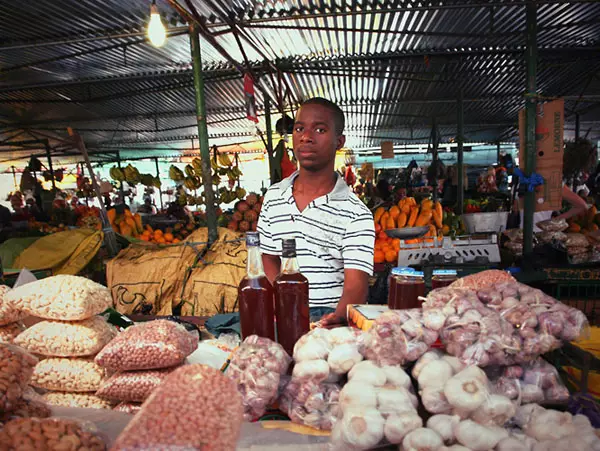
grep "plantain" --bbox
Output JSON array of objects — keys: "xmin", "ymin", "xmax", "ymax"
[
  {"xmin": 185, "ymin": 164, "xmax": 195, "ymax": 177},
  {"xmin": 218, "ymin": 153, "xmax": 232, "ymax": 167},
  {"xmin": 109, "ymin": 166, "xmax": 125, "ymax": 182},
  {"xmin": 210, "ymin": 159, "xmax": 219, "ymax": 171},
  {"xmin": 192, "ymin": 158, "xmax": 203, "ymax": 174},
  {"xmin": 169, "ymin": 165, "xmax": 185, "ymax": 182},
  {"xmin": 212, "ymin": 174, "xmax": 221, "ymax": 185},
  {"xmin": 235, "ymin": 187, "xmax": 247, "ymax": 199}
]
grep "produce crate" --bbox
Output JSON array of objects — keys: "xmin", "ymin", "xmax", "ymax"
[
  {"xmin": 542, "ymin": 281, "xmax": 600, "ymax": 326},
  {"xmin": 546, "ymin": 342, "xmax": 600, "ymax": 397}
]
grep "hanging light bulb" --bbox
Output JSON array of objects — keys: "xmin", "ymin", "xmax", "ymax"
[{"xmin": 147, "ymin": 1, "xmax": 167, "ymax": 47}]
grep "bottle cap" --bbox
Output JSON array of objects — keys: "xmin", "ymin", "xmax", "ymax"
[
  {"xmin": 433, "ymin": 269, "xmax": 458, "ymax": 276},
  {"xmin": 282, "ymin": 238, "xmax": 297, "ymax": 258},
  {"xmin": 391, "ymin": 266, "xmax": 415, "ymax": 275},
  {"xmin": 246, "ymin": 232, "xmax": 260, "ymax": 247}
]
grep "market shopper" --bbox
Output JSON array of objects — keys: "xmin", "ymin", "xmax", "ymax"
[{"xmin": 258, "ymin": 98, "xmax": 374, "ymax": 326}]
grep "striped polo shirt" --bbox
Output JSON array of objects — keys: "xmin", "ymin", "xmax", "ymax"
[{"xmin": 257, "ymin": 171, "xmax": 375, "ymax": 308}]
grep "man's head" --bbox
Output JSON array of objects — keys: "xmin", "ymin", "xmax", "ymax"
[{"xmin": 292, "ymin": 97, "xmax": 346, "ymax": 173}]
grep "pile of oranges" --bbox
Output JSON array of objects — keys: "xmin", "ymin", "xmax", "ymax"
[
  {"xmin": 139, "ymin": 226, "xmax": 181, "ymax": 245},
  {"xmin": 374, "ymin": 235, "xmax": 401, "ymax": 264}
]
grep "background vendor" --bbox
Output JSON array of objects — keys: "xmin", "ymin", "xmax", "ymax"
[{"xmin": 257, "ymin": 98, "xmax": 375, "ymax": 326}]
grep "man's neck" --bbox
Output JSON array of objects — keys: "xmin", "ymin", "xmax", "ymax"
[{"xmin": 295, "ymin": 168, "xmax": 337, "ymax": 196}]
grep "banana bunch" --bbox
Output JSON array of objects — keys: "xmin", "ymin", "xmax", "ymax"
[
  {"xmin": 226, "ymin": 166, "xmax": 243, "ymax": 182},
  {"xmin": 217, "ymin": 153, "xmax": 232, "ymax": 167},
  {"xmin": 152, "ymin": 177, "xmax": 161, "ymax": 188},
  {"xmin": 169, "ymin": 165, "xmax": 185, "ymax": 182},
  {"xmin": 212, "ymin": 174, "xmax": 221, "ymax": 185},
  {"xmin": 185, "ymin": 164, "xmax": 196, "ymax": 177},
  {"xmin": 235, "ymin": 187, "xmax": 247, "ymax": 199},
  {"xmin": 192, "ymin": 158, "xmax": 203, "ymax": 174},
  {"xmin": 140, "ymin": 174, "xmax": 155, "ymax": 187},
  {"xmin": 184, "ymin": 176, "xmax": 202, "ymax": 190},
  {"xmin": 124, "ymin": 164, "xmax": 141, "ymax": 185},
  {"xmin": 109, "ymin": 166, "xmax": 125, "ymax": 182},
  {"xmin": 186, "ymin": 194, "xmax": 205, "ymax": 206}
]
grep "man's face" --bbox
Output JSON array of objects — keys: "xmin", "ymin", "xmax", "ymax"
[{"xmin": 292, "ymin": 104, "xmax": 346, "ymax": 172}]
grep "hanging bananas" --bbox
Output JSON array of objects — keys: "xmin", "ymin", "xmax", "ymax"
[
  {"xmin": 217, "ymin": 153, "xmax": 232, "ymax": 167},
  {"xmin": 109, "ymin": 166, "xmax": 125, "ymax": 182},
  {"xmin": 169, "ymin": 165, "xmax": 185, "ymax": 182},
  {"xmin": 124, "ymin": 164, "xmax": 141, "ymax": 185}
]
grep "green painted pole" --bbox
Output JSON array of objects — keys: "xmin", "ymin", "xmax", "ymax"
[
  {"xmin": 457, "ymin": 91, "xmax": 464, "ymax": 214},
  {"xmin": 190, "ymin": 24, "xmax": 218, "ymax": 244},
  {"xmin": 523, "ymin": 1, "xmax": 538, "ymax": 256},
  {"xmin": 265, "ymin": 97, "xmax": 275, "ymax": 184}
]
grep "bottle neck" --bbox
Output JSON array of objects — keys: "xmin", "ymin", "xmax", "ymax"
[
  {"xmin": 280, "ymin": 255, "xmax": 300, "ymax": 274},
  {"xmin": 246, "ymin": 246, "xmax": 266, "ymax": 278}
]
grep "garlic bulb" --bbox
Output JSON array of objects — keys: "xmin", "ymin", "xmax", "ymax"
[
  {"xmin": 440, "ymin": 355, "xmax": 465, "ymax": 374},
  {"xmin": 412, "ymin": 349, "xmax": 443, "ymax": 379},
  {"xmin": 470, "ymin": 394, "xmax": 516, "ymax": 426},
  {"xmin": 382, "ymin": 365, "xmax": 411, "ymax": 389},
  {"xmin": 418, "ymin": 359, "xmax": 454, "ymax": 389},
  {"xmin": 524, "ymin": 409, "xmax": 576, "ymax": 441},
  {"xmin": 327, "ymin": 343, "xmax": 363, "ymax": 375},
  {"xmin": 402, "ymin": 427, "xmax": 444, "ymax": 451},
  {"xmin": 292, "ymin": 359, "xmax": 330, "ymax": 382},
  {"xmin": 328, "ymin": 327, "xmax": 360, "ymax": 347},
  {"xmin": 347, "ymin": 360, "xmax": 386, "ymax": 386},
  {"xmin": 426, "ymin": 414, "xmax": 460, "ymax": 444},
  {"xmin": 377, "ymin": 386, "xmax": 417, "ymax": 415},
  {"xmin": 444, "ymin": 366, "xmax": 488, "ymax": 413},
  {"xmin": 383, "ymin": 412, "xmax": 422, "ymax": 444},
  {"xmin": 496, "ymin": 436, "xmax": 534, "ymax": 451},
  {"xmin": 334, "ymin": 407, "xmax": 384, "ymax": 449},
  {"xmin": 454, "ymin": 419, "xmax": 508, "ymax": 450},
  {"xmin": 339, "ymin": 382, "xmax": 377, "ymax": 410},
  {"xmin": 421, "ymin": 386, "xmax": 452, "ymax": 414}
]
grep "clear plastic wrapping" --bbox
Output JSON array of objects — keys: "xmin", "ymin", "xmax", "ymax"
[
  {"xmin": 0, "ymin": 343, "xmax": 38, "ymax": 413},
  {"xmin": 95, "ymin": 320, "xmax": 197, "ymax": 371},
  {"xmin": 15, "ymin": 316, "xmax": 116, "ymax": 357},
  {"xmin": 113, "ymin": 402, "xmax": 142, "ymax": 414},
  {"xmin": 448, "ymin": 270, "xmax": 516, "ymax": 290},
  {"xmin": 226, "ymin": 335, "xmax": 291, "ymax": 421},
  {"xmin": 0, "ymin": 285, "xmax": 27, "ymax": 326},
  {"xmin": 536, "ymin": 218, "xmax": 569, "ymax": 232},
  {"xmin": 5, "ymin": 274, "xmax": 112, "ymax": 321},
  {"xmin": 0, "ymin": 417, "xmax": 106, "ymax": 450},
  {"xmin": 565, "ymin": 233, "xmax": 590, "ymax": 248},
  {"xmin": 112, "ymin": 364, "xmax": 244, "ymax": 451},
  {"xmin": 31, "ymin": 357, "xmax": 107, "ymax": 392},
  {"xmin": 0, "ymin": 397, "xmax": 51, "ymax": 424},
  {"xmin": 43, "ymin": 392, "xmax": 115, "ymax": 410},
  {"xmin": 536, "ymin": 231, "xmax": 567, "ymax": 244},
  {"xmin": 279, "ymin": 378, "xmax": 341, "ymax": 431},
  {"xmin": 96, "ymin": 367, "xmax": 176, "ymax": 402},
  {"xmin": 0, "ymin": 322, "xmax": 24, "ymax": 344}
]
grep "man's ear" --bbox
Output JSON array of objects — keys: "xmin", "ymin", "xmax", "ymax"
[{"xmin": 336, "ymin": 134, "xmax": 346, "ymax": 151}]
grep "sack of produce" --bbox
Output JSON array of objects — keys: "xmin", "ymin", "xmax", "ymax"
[
  {"xmin": 362, "ymin": 309, "xmax": 442, "ymax": 366},
  {"xmin": 112, "ymin": 365, "xmax": 243, "ymax": 451},
  {"xmin": 5, "ymin": 275, "xmax": 112, "ymax": 321},
  {"xmin": 43, "ymin": 392, "xmax": 114, "ymax": 410},
  {"xmin": 96, "ymin": 367, "xmax": 176, "ymax": 402},
  {"xmin": 0, "ymin": 397, "xmax": 51, "ymax": 424},
  {"xmin": 15, "ymin": 316, "xmax": 116, "ymax": 357},
  {"xmin": 226, "ymin": 335, "xmax": 291, "ymax": 421},
  {"xmin": 0, "ymin": 344, "xmax": 38, "ymax": 413},
  {"xmin": 0, "ymin": 417, "xmax": 105, "ymax": 451},
  {"xmin": 567, "ymin": 245, "xmax": 589, "ymax": 256},
  {"xmin": 113, "ymin": 402, "xmax": 143, "ymax": 414},
  {"xmin": 31, "ymin": 357, "xmax": 107, "ymax": 393},
  {"xmin": 537, "ymin": 218, "xmax": 569, "ymax": 232},
  {"xmin": 279, "ymin": 378, "xmax": 341, "ymax": 430},
  {"xmin": 0, "ymin": 322, "xmax": 24, "ymax": 344},
  {"xmin": 565, "ymin": 233, "xmax": 590, "ymax": 248},
  {"xmin": 505, "ymin": 241, "xmax": 524, "ymax": 255},
  {"xmin": 503, "ymin": 228, "xmax": 524, "ymax": 243},
  {"xmin": 536, "ymin": 231, "xmax": 567, "ymax": 244},
  {"xmin": 449, "ymin": 269, "xmax": 515, "ymax": 290},
  {"xmin": 0, "ymin": 285, "xmax": 27, "ymax": 326},
  {"xmin": 95, "ymin": 319, "xmax": 197, "ymax": 371}
]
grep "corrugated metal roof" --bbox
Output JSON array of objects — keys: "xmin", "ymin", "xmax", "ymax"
[{"xmin": 0, "ymin": 0, "xmax": 599, "ymax": 167}]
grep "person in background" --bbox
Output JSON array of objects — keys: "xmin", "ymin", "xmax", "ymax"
[
  {"xmin": 137, "ymin": 197, "xmax": 157, "ymax": 215},
  {"xmin": 10, "ymin": 193, "xmax": 31, "ymax": 222}
]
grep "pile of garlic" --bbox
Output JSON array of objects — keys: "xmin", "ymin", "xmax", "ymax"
[{"xmin": 331, "ymin": 361, "xmax": 421, "ymax": 450}]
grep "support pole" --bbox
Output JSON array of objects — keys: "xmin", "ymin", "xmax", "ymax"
[
  {"xmin": 523, "ymin": 1, "xmax": 538, "ymax": 256},
  {"xmin": 190, "ymin": 24, "xmax": 218, "ymax": 244},
  {"xmin": 44, "ymin": 140, "xmax": 56, "ymax": 191},
  {"xmin": 431, "ymin": 118, "xmax": 439, "ymax": 203},
  {"xmin": 575, "ymin": 113, "xmax": 580, "ymax": 139},
  {"xmin": 265, "ymin": 97, "xmax": 275, "ymax": 184},
  {"xmin": 496, "ymin": 141, "xmax": 501, "ymax": 164},
  {"xmin": 116, "ymin": 152, "xmax": 125, "ymax": 203},
  {"xmin": 457, "ymin": 92, "xmax": 464, "ymax": 214},
  {"xmin": 154, "ymin": 157, "xmax": 163, "ymax": 210}
]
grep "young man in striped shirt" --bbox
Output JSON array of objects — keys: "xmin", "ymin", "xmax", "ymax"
[{"xmin": 257, "ymin": 97, "xmax": 375, "ymax": 326}]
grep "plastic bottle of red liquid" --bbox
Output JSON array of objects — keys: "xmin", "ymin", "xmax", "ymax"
[
  {"xmin": 238, "ymin": 232, "xmax": 275, "ymax": 340},
  {"xmin": 274, "ymin": 238, "xmax": 309, "ymax": 356}
]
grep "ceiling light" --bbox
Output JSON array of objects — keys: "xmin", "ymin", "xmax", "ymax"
[{"xmin": 147, "ymin": 1, "xmax": 167, "ymax": 47}]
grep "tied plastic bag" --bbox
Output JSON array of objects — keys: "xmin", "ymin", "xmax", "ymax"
[
  {"xmin": 95, "ymin": 320, "xmax": 197, "ymax": 371},
  {"xmin": 96, "ymin": 367, "xmax": 177, "ymax": 402},
  {"xmin": 536, "ymin": 218, "xmax": 569, "ymax": 232},
  {"xmin": 565, "ymin": 233, "xmax": 590, "ymax": 248},
  {"xmin": 537, "ymin": 231, "xmax": 568, "ymax": 244},
  {"xmin": 226, "ymin": 335, "xmax": 291, "ymax": 421},
  {"xmin": 0, "ymin": 322, "xmax": 24, "ymax": 344},
  {"xmin": 279, "ymin": 378, "xmax": 341, "ymax": 431},
  {"xmin": 113, "ymin": 402, "xmax": 143, "ymax": 414},
  {"xmin": 449, "ymin": 270, "xmax": 516, "ymax": 290},
  {"xmin": 31, "ymin": 357, "xmax": 107, "ymax": 392},
  {"xmin": 5, "ymin": 274, "xmax": 112, "ymax": 321},
  {"xmin": 15, "ymin": 316, "xmax": 116, "ymax": 357},
  {"xmin": 112, "ymin": 365, "xmax": 243, "ymax": 451},
  {"xmin": 0, "ymin": 285, "xmax": 27, "ymax": 326},
  {"xmin": 362, "ymin": 309, "xmax": 439, "ymax": 366},
  {"xmin": 0, "ymin": 344, "xmax": 38, "ymax": 413},
  {"xmin": 0, "ymin": 417, "xmax": 106, "ymax": 450}
]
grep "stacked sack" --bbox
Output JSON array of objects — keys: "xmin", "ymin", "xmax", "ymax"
[
  {"xmin": 8, "ymin": 275, "xmax": 116, "ymax": 409},
  {"xmin": 0, "ymin": 285, "xmax": 27, "ymax": 344},
  {"xmin": 95, "ymin": 319, "xmax": 198, "ymax": 412}
]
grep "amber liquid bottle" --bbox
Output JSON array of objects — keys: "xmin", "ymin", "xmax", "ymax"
[
  {"xmin": 238, "ymin": 232, "xmax": 275, "ymax": 340},
  {"xmin": 274, "ymin": 238, "xmax": 310, "ymax": 356}
]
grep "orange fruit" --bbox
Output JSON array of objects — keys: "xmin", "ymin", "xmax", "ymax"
[
  {"xmin": 374, "ymin": 250, "xmax": 385, "ymax": 263},
  {"xmin": 388, "ymin": 206, "xmax": 400, "ymax": 221},
  {"xmin": 375, "ymin": 223, "xmax": 382, "ymax": 234},
  {"xmin": 392, "ymin": 239, "xmax": 400, "ymax": 250},
  {"xmin": 385, "ymin": 250, "xmax": 397, "ymax": 263},
  {"xmin": 154, "ymin": 229, "xmax": 163, "ymax": 236},
  {"xmin": 155, "ymin": 236, "xmax": 166, "ymax": 244},
  {"xmin": 377, "ymin": 231, "xmax": 388, "ymax": 241},
  {"xmin": 140, "ymin": 235, "xmax": 149, "ymax": 241},
  {"xmin": 172, "ymin": 238, "xmax": 181, "ymax": 243},
  {"xmin": 164, "ymin": 233, "xmax": 174, "ymax": 242},
  {"xmin": 374, "ymin": 241, "xmax": 382, "ymax": 250}
]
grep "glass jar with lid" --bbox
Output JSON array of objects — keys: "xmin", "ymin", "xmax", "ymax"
[
  {"xmin": 431, "ymin": 269, "xmax": 458, "ymax": 290},
  {"xmin": 388, "ymin": 269, "xmax": 424, "ymax": 310}
]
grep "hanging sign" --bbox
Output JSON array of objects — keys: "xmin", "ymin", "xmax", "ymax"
[
  {"xmin": 518, "ymin": 98, "xmax": 564, "ymax": 212},
  {"xmin": 381, "ymin": 141, "xmax": 394, "ymax": 159},
  {"xmin": 243, "ymin": 73, "xmax": 259, "ymax": 123}
]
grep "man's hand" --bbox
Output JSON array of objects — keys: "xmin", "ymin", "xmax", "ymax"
[{"xmin": 318, "ymin": 313, "xmax": 347, "ymax": 328}]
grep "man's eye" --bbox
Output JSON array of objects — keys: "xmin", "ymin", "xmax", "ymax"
[
  {"xmin": 294, "ymin": 126, "xmax": 303, "ymax": 133},
  {"xmin": 316, "ymin": 128, "xmax": 326, "ymax": 134}
]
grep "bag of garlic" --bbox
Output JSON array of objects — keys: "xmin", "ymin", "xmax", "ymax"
[
  {"xmin": 423, "ymin": 281, "xmax": 589, "ymax": 366},
  {"xmin": 226, "ymin": 335, "xmax": 291, "ymax": 421},
  {"xmin": 362, "ymin": 308, "xmax": 442, "ymax": 366},
  {"xmin": 279, "ymin": 378, "xmax": 341, "ymax": 431}
]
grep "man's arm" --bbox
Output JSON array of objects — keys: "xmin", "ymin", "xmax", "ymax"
[
  {"xmin": 335, "ymin": 268, "xmax": 369, "ymax": 318},
  {"xmin": 262, "ymin": 254, "xmax": 281, "ymax": 284},
  {"xmin": 556, "ymin": 185, "xmax": 588, "ymax": 221}
]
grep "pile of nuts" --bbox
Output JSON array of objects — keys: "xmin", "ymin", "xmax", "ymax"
[
  {"xmin": 0, "ymin": 417, "xmax": 106, "ymax": 450},
  {"xmin": 31, "ymin": 358, "xmax": 107, "ymax": 393},
  {"xmin": 0, "ymin": 322, "xmax": 24, "ymax": 344},
  {"xmin": 0, "ymin": 344, "xmax": 38, "ymax": 412},
  {"xmin": 42, "ymin": 392, "xmax": 114, "ymax": 410},
  {"xmin": 112, "ymin": 365, "xmax": 243, "ymax": 450},
  {"xmin": 0, "ymin": 285, "xmax": 27, "ymax": 345},
  {"xmin": 96, "ymin": 367, "xmax": 176, "ymax": 403}
]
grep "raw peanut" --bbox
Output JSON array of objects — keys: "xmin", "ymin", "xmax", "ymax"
[
  {"xmin": 31, "ymin": 358, "xmax": 107, "ymax": 392},
  {"xmin": 95, "ymin": 320, "xmax": 197, "ymax": 371},
  {"xmin": 15, "ymin": 316, "xmax": 116, "ymax": 357},
  {"xmin": 43, "ymin": 392, "xmax": 114, "ymax": 410},
  {"xmin": 0, "ymin": 285, "xmax": 27, "ymax": 326},
  {"xmin": 0, "ymin": 417, "xmax": 105, "ymax": 450},
  {"xmin": 96, "ymin": 367, "xmax": 176, "ymax": 402},
  {"xmin": 0, "ymin": 344, "xmax": 38, "ymax": 413},
  {"xmin": 5, "ymin": 275, "xmax": 112, "ymax": 321},
  {"xmin": 112, "ymin": 364, "xmax": 243, "ymax": 450},
  {"xmin": 113, "ymin": 402, "xmax": 142, "ymax": 414},
  {"xmin": 0, "ymin": 322, "xmax": 25, "ymax": 344}
]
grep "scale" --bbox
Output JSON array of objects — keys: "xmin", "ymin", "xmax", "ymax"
[{"xmin": 397, "ymin": 234, "xmax": 501, "ymax": 266}]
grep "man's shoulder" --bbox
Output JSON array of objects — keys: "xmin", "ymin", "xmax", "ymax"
[{"xmin": 338, "ymin": 191, "xmax": 373, "ymax": 219}]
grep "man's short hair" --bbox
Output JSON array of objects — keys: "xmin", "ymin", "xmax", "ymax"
[{"xmin": 301, "ymin": 97, "xmax": 345, "ymax": 135}]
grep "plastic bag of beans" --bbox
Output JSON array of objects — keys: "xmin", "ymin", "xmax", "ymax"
[
  {"xmin": 96, "ymin": 367, "xmax": 176, "ymax": 402},
  {"xmin": 0, "ymin": 417, "xmax": 106, "ymax": 451},
  {"xmin": 5, "ymin": 275, "xmax": 112, "ymax": 321},
  {"xmin": 112, "ymin": 364, "xmax": 243, "ymax": 450},
  {"xmin": 0, "ymin": 343, "xmax": 38, "ymax": 412},
  {"xmin": 31, "ymin": 358, "xmax": 107, "ymax": 392},
  {"xmin": 113, "ymin": 402, "xmax": 143, "ymax": 414},
  {"xmin": 0, "ymin": 285, "xmax": 27, "ymax": 326},
  {"xmin": 43, "ymin": 392, "xmax": 115, "ymax": 410},
  {"xmin": 95, "ymin": 320, "xmax": 197, "ymax": 371},
  {"xmin": 0, "ymin": 322, "xmax": 25, "ymax": 344},
  {"xmin": 15, "ymin": 316, "xmax": 116, "ymax": 357}
]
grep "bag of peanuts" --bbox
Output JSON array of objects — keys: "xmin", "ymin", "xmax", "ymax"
[
  {"xmin": 0, "ymin": 322, "xmax": 25, "ymax": 344},
  {"xmin": 15, "ymin": 316, "xmax": 116, "ymax": 357},
  {"xmin": 0, "ymin": 417, "xmax": 106, "ymax": 451},
  {"xmin": 112, "ymin": 364, "xmax": 243, "ymax": 450},
  {"xmin": 96, "ymin": 367, "xmax": 176, "ymax": 402},
  {"xmin": 0, "ymin": 344, "xmax": 38, "ymax": 413},
  {"xmin": 113, "ymin": 402, "xmax": 143, "ymax": 414},
  {"xmin": 5, "ymin": 274, "xmax": 112, "ymax": 321},
  {"xmin": 0, "ymin": 397, "xmax": 51, "ymax": 424},
  {"xmin": 95, "ymin": 320, "xmax": 197, "ymax": 371},
  {"xmin": 43, "ymin": 392, "xmax": 115, "ymax": 410},
  {"xmin": 0, "ymin": 285, "xmax": 27, "ymax": 326},
  {"xmin": 31, "ymin": 358, "xmax": 107, "ymax": 392}
]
